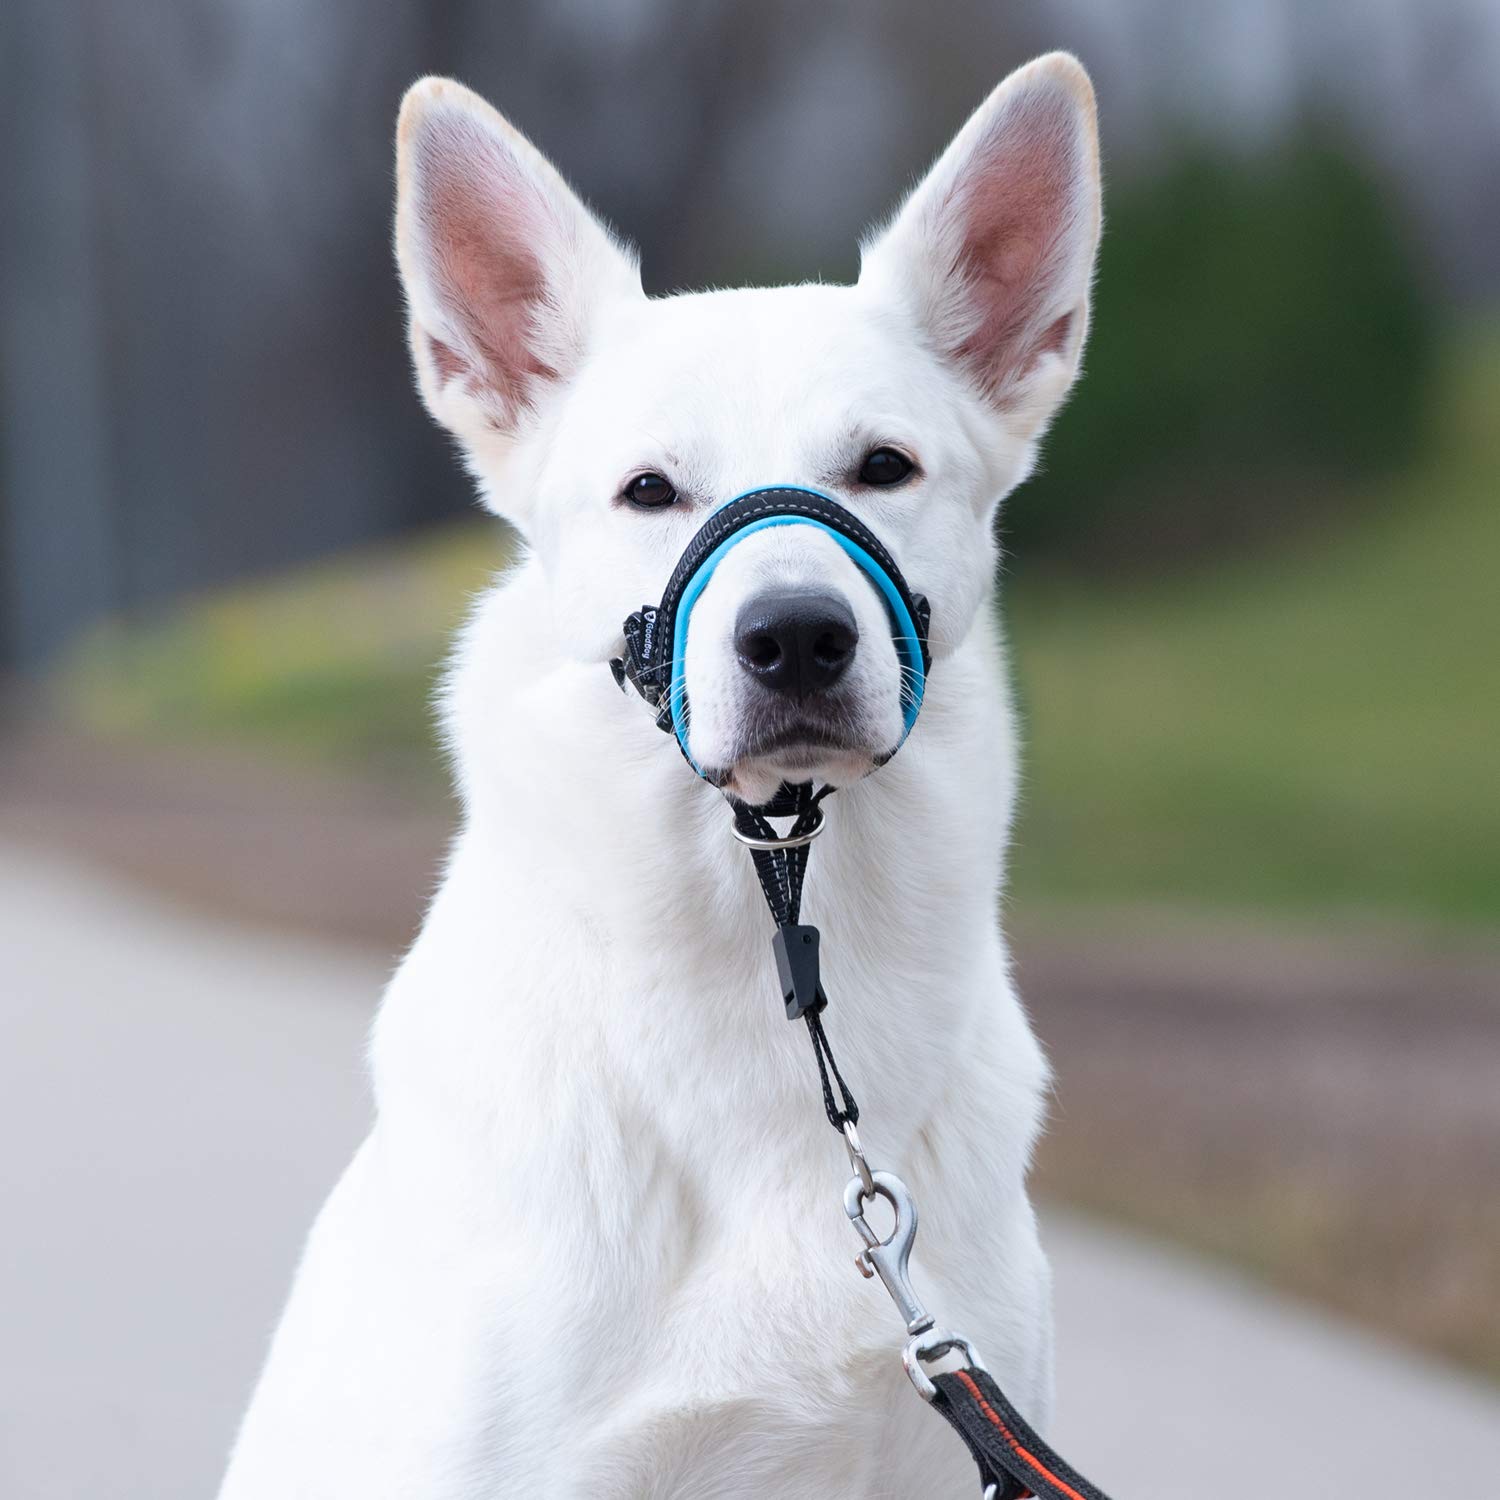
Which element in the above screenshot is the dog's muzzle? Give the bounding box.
[610,486,933,778]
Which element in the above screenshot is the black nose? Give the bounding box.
[734,591,859,698]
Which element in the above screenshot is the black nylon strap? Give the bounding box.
[804,1008,859,1130]
[612,487,933,749]
[732,781,826,925]
[732,782,859,1131]
[932,1367,1115,1500]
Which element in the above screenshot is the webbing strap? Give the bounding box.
[732,782,859,1131]
[932,1367,1115,1500]
[734,786,822,924]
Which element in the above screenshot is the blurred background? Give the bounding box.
[2,2,1498,1496]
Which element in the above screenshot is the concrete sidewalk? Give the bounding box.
[3,843,1497,1499]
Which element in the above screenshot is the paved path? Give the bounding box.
[3,844,1497,1499]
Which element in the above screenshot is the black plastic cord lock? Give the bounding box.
[772,923,827,1020]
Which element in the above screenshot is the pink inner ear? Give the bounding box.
[424,331,467,385]
[415,119,558,414]
[951,91,1081,399]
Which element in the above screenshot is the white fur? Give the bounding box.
[220,53,1102,1499]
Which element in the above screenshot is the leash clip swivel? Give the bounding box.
[902,1328,989,1405]
[844,1161,993,1405]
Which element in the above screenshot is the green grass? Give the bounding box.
[1006,335,1500,930]
[58,522,509,784]
[57,337,1500,928]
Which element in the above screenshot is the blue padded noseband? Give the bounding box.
[611,486,932,777]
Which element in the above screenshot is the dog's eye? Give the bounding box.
[856,448,915,487]
[624,473,678,510]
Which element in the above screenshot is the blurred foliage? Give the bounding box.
[1006,330,1499,929]
[1010,136,1438,564]
[56,525,507,784]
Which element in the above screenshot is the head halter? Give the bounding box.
[610,485,932,777]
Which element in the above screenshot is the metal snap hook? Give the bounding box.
[843,1169,934,1337]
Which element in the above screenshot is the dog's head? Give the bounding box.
[395,56,1101,802]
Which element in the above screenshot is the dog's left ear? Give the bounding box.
[860,53,1102,439]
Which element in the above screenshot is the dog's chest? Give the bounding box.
[555,1357,979,1497]
[492,1215,985,1497]
[411,1130,1043,1497]
[358,779,1050,1495]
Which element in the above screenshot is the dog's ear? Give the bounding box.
[395,78,642,455]
[859,53,1102,439]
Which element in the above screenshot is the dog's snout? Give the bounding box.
[734,591,858,698]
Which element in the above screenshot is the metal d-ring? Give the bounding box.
[729,808,826,852]
[902,1327,988,1404]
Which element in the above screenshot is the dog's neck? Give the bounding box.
[450,559,1013,901]
[429,558,1022,1161]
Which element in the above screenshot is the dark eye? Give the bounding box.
[624,472,678,510]
[857,447,915,487]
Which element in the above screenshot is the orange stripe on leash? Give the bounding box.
[954,1369,1083,1500]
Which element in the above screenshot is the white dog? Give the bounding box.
[220,51,1102,1499]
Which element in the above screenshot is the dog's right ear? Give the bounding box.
[395,78,642,460]
[859,53,1102,443]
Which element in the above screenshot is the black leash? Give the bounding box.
[930,1367,1112,1500]
[735,782,1118,1500]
